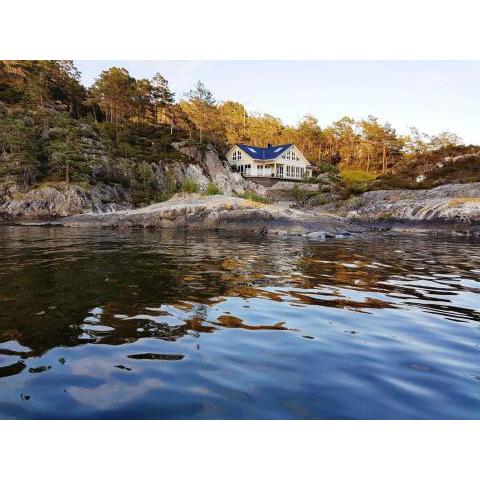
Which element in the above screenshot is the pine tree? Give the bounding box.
[183,81,216,142]
[151,73,174,124]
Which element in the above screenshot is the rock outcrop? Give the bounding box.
[0,183,131,220]
[0,142,265,221]
[22,193,367,237]
[171,142,266,196]
[344,182,480,230]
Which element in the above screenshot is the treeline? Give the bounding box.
[0,60,471,179]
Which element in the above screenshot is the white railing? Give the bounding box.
[243,172,307,180]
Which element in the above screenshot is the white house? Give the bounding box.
[226,143,313,180]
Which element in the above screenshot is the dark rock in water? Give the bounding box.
[28,365,51,374]
[127,353,184,361]
[114,364,132,371]
[0,361,26,378]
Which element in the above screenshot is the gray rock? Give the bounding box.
[0,183,130,220]
[345,183,480,225]
[0,142,266,221]
[269,182,319,192]
[172,142,266,196]
[30,193,368,236]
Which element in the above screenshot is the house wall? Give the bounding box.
[226,145,312,179]
[226,146,254,170]
[271,146,312,178]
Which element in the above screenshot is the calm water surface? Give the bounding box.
[0,227,479,419]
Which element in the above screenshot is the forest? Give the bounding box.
[0,60,476,190]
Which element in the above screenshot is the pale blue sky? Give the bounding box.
[75,61,480,144]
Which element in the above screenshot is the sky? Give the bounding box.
[75,61,480,144]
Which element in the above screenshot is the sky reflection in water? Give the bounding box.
[0,227,479,419]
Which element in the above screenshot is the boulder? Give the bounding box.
[0,183,131,220]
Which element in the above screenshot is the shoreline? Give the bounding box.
[2,203,479,239]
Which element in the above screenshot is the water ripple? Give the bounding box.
[0,227,479,419]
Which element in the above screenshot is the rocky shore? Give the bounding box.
[2,142,480,237]
[14,193,368,238]
[340,182,480,234]
[4,181,480,237]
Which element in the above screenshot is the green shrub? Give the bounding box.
[180,178,200,193]
[205,182,223,195]
[317,162,340,175]
[237,191,272,204]
[341,169,377,184]
[291,184,310,204]
[309,193,327,206]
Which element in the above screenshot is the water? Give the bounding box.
[0,226,479,419]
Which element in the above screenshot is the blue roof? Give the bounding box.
[236,143,293,161]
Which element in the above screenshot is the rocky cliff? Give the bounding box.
[0,142,265,221]
[343,182,480,232]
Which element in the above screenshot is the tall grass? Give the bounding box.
[341,169,377,184]
[205,182,223,195]
[180,178,200,193]
[237,191,271,204]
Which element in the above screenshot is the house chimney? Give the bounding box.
[267,143,272,148]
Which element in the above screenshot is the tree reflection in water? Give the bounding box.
[0,227,479,419]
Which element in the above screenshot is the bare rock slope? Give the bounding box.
[0,142,265,221]
[345,183,480,230]
[0,183,129,220]
[35,193,367,236]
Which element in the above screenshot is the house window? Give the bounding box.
[258,165,264,176]
[232,150,242,161]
